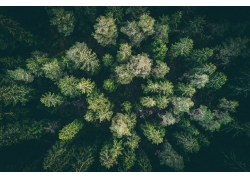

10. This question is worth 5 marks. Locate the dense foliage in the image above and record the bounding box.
[1,6,250,172]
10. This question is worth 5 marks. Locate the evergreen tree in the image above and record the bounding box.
[66,42,100,74]
[50,7,75,36]
[92,15,118,47]
[40,92,64,107]
[170,38,194,57]
[141,122,165,145]
[7,68,34,83]
[59,119,84,140]
[58,75,81,98]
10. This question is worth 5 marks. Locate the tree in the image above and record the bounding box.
[105,7,124,27]
[26,51,48,77]
[66,41,100,74]
[119,149,136,171]
[50,7,75,36]
[41,59,62,81]
[58,75,81,98]
[158,111,176,127]
[168,11,183,32]
[115,64,135,84]
[59,119,84,140]
[77,77,95,96]
[120,21,145,47]
[7,68,34,83]
[129,53,152,78]
[151,61,170,79]
[171,97,194,115]
[124,131,140,150]
[116,43,132,63]
[0,119,45,147]
[40,92,64,107]
[154,95,169,109]
[102,53,114,67]
[141,122,165,145]
[151,39,168,61]
[142,80,174,96]
[206,72,227,90]
[43,140,74,171]
[189,73,209,89]
[71,146,95,172]
[0,83,33,106]
[176,83,196,98]
[92,15,118,47]
[157,140,184,171]
[86,93,113,122]
[153,23,169,44]
[103,79,118,93]
[138,13,155,36]
[174,132,200,153]
[110,113,136,138]
[99,140,123,169]
[140,96,156,108]
[218,98,239,112]
[170,38,194,58]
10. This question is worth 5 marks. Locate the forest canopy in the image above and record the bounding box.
[1,6,250,172]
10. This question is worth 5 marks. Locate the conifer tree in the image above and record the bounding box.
[50,7,75,36]
[92,15,118,46]
[66,42,100,74]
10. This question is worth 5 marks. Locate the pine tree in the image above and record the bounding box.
[50,7,75,36]
[170,38,194,57]
[40,92,64,107]
[66,41,100,74]
[59,119,84,140]
[141,122,165,145]
[58,75,81,98]
[92,15,118,46]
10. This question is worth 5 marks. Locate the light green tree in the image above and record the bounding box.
[142,80,174,96]
[58,75,81,98]
[110,113,136,138]
[71,146,95,172]
[151,39,168,61]
[66,41,100,74]
[116,43,132,63]
[171,38,194,57]
[100,140,123,169]
[140,96,156,108]
[0,83,33,106]
[138,13,155,36]
[120,21,145,47]
[141,122,165,145]
[155,95,169,109]
[115,64,135,84]
[151,61,170,79]
[59,119,84,140]
[7,68,34,83]
[86,93,113,122]
[124,131,140,150]
[92,15,118,46]
[171,97,194,115]
[176,83,196,97]
[189,73,209,89]
[41,59,62,81]
[129,53,152,78]
[50,7,75,36]
[159,111,176,127]
[40,92,64,107]
[77,77,95,96]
